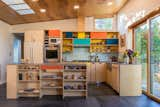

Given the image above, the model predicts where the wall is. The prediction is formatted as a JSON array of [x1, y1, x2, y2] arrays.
[[0, 21, 13, 84], [11, 19, 78, 33], [11, 16, 117, 33], [117, 0, 160, 49]]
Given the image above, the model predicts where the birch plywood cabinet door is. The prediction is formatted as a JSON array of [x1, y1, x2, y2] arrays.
[[107, 64, 112, 86], [25, 30, 44, 43], [24, 42, 32, 63], [32, 43, 43, 63], [7, 65, 17, 99], [86, 63, 91, 82], [96, 63, 106, 82], [24, 30, 44, 63], [90, 63, 96, 82]]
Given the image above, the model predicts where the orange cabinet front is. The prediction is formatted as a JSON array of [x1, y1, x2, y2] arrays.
[[41, 65, 63, 70], [90, 32, 107, 39], [48, 30, 61, 38]]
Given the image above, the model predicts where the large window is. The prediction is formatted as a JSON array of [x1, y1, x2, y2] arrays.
[[150, 15, 160, 98], [95, 18, 113, 30], [135, 23, 148, 91], [134, 14, 160, 100]]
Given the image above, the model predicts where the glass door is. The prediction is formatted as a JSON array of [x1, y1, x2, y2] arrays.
[[135, 23, 148, 91], [150, 15, 160, 98]]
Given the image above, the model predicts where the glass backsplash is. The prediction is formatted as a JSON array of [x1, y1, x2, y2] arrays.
[[62, 47, 118, 62]]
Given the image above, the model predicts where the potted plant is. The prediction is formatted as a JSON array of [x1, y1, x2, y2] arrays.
[[123, 49, 139, 64]]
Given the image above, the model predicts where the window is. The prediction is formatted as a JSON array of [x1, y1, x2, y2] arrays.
[[150, 15, 160, 98], [95, 18, 113, 30], [135, 23, 148, 91], [134, 14, 160, 100]]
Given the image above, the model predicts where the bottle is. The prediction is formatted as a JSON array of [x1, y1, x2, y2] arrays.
[[19, 73, 23, 80]]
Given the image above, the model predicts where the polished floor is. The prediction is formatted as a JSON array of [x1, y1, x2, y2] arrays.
[[0, 84, 159, 107]]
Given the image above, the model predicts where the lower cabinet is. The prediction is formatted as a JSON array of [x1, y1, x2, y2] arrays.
[[112, 64, 119, 93], [106, 64, 112, 86], [95, 63, 106, 82], [7, 65, 17, 99], [106, 63, 119, 93], [88, 63, 106, 83]]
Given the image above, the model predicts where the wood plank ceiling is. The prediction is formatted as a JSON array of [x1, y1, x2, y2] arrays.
[[0, 0, 128, 25]]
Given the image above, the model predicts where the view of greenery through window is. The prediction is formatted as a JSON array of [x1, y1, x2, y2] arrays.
[[135, 23, 148, 91], [135, 15, 160, 98], [95, 18, 113, 30], [150, 16, 160, 98]]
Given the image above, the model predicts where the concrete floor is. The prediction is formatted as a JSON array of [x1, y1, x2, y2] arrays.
[[0, 84, 159, 107]]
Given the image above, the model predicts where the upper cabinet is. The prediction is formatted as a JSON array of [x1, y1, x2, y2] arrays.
[[25, 30, 44, 43], [90, 32, 107, 39], [24, 30, 45, 63], [48, 30, 61, 38]]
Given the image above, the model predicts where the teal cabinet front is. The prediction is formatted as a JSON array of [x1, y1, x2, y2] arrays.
[[73, 38, 90, 45]]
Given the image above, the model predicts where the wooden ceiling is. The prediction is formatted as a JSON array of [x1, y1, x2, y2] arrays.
[[0, 0, 128, 25]]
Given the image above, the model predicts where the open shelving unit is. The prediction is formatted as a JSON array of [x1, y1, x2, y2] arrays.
[[62, 31, 119, 53], [17, 64, 40, 98], [40, 65, 63, 98], [63, 64, 87, 98]]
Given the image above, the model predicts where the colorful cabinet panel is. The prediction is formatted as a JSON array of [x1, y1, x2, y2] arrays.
[[41, 65, 63, 70], [73, 38, 90, 45], [65, 32, 73, 38], [78, 32, 85, 39], [106, 39, 118, 44], [48, 30, 60, 38], [90, 32, 107, 39]]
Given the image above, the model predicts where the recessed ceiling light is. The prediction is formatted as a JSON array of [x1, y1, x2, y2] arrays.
[[74, 5, 79, 10], [40, 9, 46, 13], [107, 2, 113, 6]]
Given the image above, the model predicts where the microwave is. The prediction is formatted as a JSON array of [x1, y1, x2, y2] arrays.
[[49, 38, 61, 45], [44, 47, 60, 62]]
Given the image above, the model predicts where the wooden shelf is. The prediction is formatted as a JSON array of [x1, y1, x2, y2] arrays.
[[64, 69, 86, 72], [106, 44, 118, 46], [18, 92, 40, 94], [64, 79, 86, 82], [64, 90, 87, 92], [42, 71, 63, 73], [18, 80, 40, 82], [41, 78, 63, 80], [17, 69, 40, 71], [63, 38, 73, 39], [63, 44, 73, 46], [41, 86, 63, 89]]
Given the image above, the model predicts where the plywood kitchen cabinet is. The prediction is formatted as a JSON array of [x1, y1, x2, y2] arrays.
[[95, 63, 106, 82], [89, 63, 106, 83], [24, 30, 44, 63], [106, 63, 112, 86], [7, 65, 17, 99], [86, 63, 91, 82], [90, 63, 96, 82], [105, 63, 119, 93], [112, 64, 119, 93], [25, 30, 44, 43], [120, 64, 142, 96]]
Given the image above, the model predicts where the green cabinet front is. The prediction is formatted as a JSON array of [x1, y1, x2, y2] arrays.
[[73, 39, 90, 45]]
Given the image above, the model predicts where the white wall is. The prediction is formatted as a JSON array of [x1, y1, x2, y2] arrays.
[[11, 16, 118, 33], [117, 0, 160, 49], [0, 21, 13, 84], [11, 19, 78, 33]]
